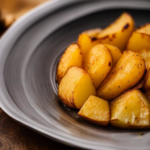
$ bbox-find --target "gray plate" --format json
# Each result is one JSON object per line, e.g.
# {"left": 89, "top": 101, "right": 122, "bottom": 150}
{"left": 0, "top": 0, "right": 150, "bottom": 150}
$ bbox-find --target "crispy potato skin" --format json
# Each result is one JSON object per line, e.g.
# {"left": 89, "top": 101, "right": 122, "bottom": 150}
{"left": 138, "top": 49, "right": 150, "bottom": 91}
{"left": 97, "top": 13, "right": 134, "bottom": 50}
{"left": 127, "top": 24, "right": 150, "bottom": 51}
{"left": 110, "top": 90, "right": 150, "bottom": 129}
{"left": 97, "top": 50, "right": 145, "bottom": 100}
{"left": 58, "top": 67, "right": 96, "bottom": 109}
{"left": 77, "top": 33, "right": 100, "bottom": 56}
{"left": 56, "top": 43, "right": 82, "bottom": 83}
{"left": 104, "top": 44, "right": 122, "bottom": 66}
{"left": 84, "top": 44, "right": 112, "bottom": 89}
{"left": 78, "top": 95, "right": 109, "bottom": 126}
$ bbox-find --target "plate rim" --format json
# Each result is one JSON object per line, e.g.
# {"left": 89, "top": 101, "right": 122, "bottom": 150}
{"left": 0, "top": 0, "right": 150, "bottom": 150}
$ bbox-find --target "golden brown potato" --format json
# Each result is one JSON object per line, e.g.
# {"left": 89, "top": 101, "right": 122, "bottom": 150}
{"left": 78, "top": 95, "right": 109, "bottom": 126}
{"left": 58, "top": 67, "right": 96, "bottom": 109}
{"left": 97, "top": 50, "right": 145, "bottom": 100}
{"left": 77, "top": 33, "right": 100, "bottom": 57}
{"left": 138, "top": 49, "right": 150, "bottom": 91}
{"left": 110, "top": 90, "right": 150, "bottom": 129}
{"left": 82, "top": 28, "right": 102, "bottom": 37}
{"left": 56, "top": 43, "right": 82, "bottom": 83}
{"left": 127, "top": 24, "right": 150, "bottom": 51}
{"left": 84, "top": 44, "right": 112, "bottom": 89}
{"left": 97, "top": 13, "right": 134, "bottom": 50}
{"left": 104, "top": 44, "right": 122, "bottom": 66}
{"left": 138, "top": 49, "right": 150, "bottom": 68}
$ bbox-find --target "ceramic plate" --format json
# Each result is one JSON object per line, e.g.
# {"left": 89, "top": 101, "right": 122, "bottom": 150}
{"left": 0, "top": 0, "right": 150, "bottom": 149}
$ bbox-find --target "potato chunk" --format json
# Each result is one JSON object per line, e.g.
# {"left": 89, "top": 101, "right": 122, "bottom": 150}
{"left": 58, "top": 67, "right": 96, "bottom": 109}
{"left": 56, "top": 43, "right": 82, "bottom": 83}
{"left": 104, "top": 44, "right": 122, "bottom": 66}
{"left": 84, "top": 44, "right": 112, "bottom": 89}
{"left": 77, "top": 33, "right": 100, "bottom": 56}
{"left": 110, "top": 90, "right": 150, "bottom": 129}
{"left": 138, "top": 49, "right": 150, "bottom": 91}
{"left": 78, "top": 95, "right": 109, "bottom": 126}
{"left": 127, "top": 24, "right": 150, "bottom": 51}
{"left": 97, "top": 13, "right": 134, "bottom": 50}
{"left": 97, "top": 51, "right": 145, "bottom": 100}
{"left": 82, "top": 28, "right": 102, "bottom": 37}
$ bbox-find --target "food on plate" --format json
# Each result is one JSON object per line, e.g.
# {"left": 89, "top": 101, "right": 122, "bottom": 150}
{"left": 127, "top": 24, "right": 150, "bottom": 51}
{"left": 110, "top": 90, "right": 150, "bottom": 129}
{"left": 97, "top": 12, "right": 134, "bottom": 50}
{"left": 78, "top": 95, "right": 109, "bottom": 126}
{"left": 58, "top": 67, "right": 96, "bottom": 109}
{"left": 56, "top": 12, "right": 150, "bottom": 129}
{"left": 97, "top": 50, "right": 145, "bottom": 100}
{"left": 138, "top": 49, "right": 150, "bottom": 91}
{"left": 82, "top": 28, "right": 102, "bottom": 37}
{"left": 77, "top": 33, "right": 100, "bottom": 57}
{"left": 84, "top": 44, "right": 112, "bottom": 89}
{"left": 56, "top": 43, "right": 82, "bottom": 83}
{"left": 104, "top": 44, "right": 122, "bottom": 66}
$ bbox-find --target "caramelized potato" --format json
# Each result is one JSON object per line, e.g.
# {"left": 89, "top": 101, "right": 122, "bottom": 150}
{"left": 127, "top": 24, "right": 150, "bottom": 51}
{"left": 138, "top": 49, "right": 150, "bottom": 68}
{"left": 104, "top": 44, "right": 122, "bottom": 66}
{"left": 84, "top": 44, "right": 112, "bottom": 89}
{"left": 110, "top": 90, "right": 150, "bottom": 129}
{"left": 78, "top": 95, "right": 109, "bottom": 126}
{"left": 97, "top": 51, "right": 145, "bottom": 100}
{"left": 138, "top": 49, "right": 150, "bottom": 91}
{"left": 97, "top": 13, "right": 134, "bottom": 50}
{"left": 58, "top": 67, "right": 96, "bottom": 109}
{"left": 82, "top": 28, "right": 102, "bottom": 37}
{"left": 77, "top": 33, "right": 100, "bottom": 56}
{"left": 56, "top": 43, "right": 82, "bottom": 83}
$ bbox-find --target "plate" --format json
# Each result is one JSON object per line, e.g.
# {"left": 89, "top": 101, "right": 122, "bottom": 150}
{"left": 0, "top": 0, "right": 150, "bottom": 149}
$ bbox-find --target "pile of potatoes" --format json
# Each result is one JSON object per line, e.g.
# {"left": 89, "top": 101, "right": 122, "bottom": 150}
{"left": 56, "top": 12, "right": 150, "bottom": 129}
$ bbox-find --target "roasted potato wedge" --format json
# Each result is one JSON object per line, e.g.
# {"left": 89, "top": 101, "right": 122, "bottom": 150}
{"left": 127, "top": 24, "right": 150, "bottom": 51}
{"left": 110, "top": 90, "right": 150, "bottom": 129}
{"left": 104, "top": 44, "right": 122, "bottom": 66}
{"left": 77, "top": 33, "right": 100, "bottom": 56}
{"left": 138, "top": 49, "right": 150, "bottom": 68}
{"left": 56, "top": 43, "right": 82, "bottom": 83}
{"left": 97, "top": 50, "right": 145, "bottom": 100}
{"left": 58, "top": 67, "right": 96, "bottom": 109}
{"left": 84, "top": 44, "right": 112, "bottom": 89}
{"left": 82, "top": 28, "right": 102, "bottom": 37}
{"left": 78, "top": 95, "right": 109, "bottom": 126}
{"left": 138, "top": 49, "right": 150, "bottom": 91}
{"left": 97, "top": 13, "right": 134, "bottom": 50}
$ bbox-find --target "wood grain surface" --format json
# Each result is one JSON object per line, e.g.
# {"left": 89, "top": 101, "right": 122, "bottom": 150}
{"left": 0, "top": 108, "right": 79, "bottom": 150}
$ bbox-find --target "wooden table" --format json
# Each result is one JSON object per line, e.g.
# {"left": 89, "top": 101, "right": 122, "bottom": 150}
{"left": 0, "top": 1, "right": 79, "bottom": 149}
{"left": 0, "top": 108, "right": 78, "bottom": 150}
